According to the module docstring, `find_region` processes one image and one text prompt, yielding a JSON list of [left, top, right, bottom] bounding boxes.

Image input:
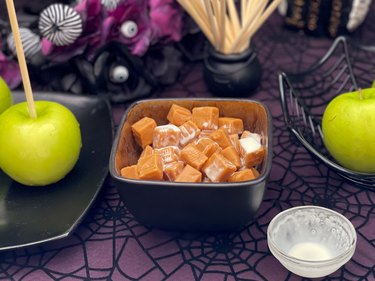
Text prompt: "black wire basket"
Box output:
[[279, 36, 375, 189]]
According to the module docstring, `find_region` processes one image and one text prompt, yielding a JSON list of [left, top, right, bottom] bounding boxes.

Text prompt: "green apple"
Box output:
[[322, 88, 375, 173], [0, 76, 13, 114], [0, 101, 82, 186]]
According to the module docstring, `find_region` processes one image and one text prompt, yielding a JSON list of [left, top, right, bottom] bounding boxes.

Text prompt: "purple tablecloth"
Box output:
[[1, 8, 375, 281]]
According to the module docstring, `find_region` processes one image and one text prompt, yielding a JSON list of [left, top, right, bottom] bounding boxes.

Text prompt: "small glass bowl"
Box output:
[[267, 205, 357, 278]]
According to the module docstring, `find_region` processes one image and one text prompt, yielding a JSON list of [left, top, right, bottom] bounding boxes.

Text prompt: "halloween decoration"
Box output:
[[278, 0, 372, 38], [0, 0, 185, 103], [39, 4, 83, 46], [7, 27, 41, 59], [176, 0, 281, 97]]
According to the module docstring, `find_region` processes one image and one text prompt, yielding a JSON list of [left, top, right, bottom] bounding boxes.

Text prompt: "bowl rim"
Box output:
[[109, 97, 273, 188], [267, 205, 357, 266]]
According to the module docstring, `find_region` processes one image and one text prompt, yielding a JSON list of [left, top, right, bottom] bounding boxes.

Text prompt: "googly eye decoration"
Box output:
[[39, 4, 83, 46], [110, 65, 129, 84], [101, 0, 122, 11], [7, 27, 41, 59], [120, 21, 138, 38]]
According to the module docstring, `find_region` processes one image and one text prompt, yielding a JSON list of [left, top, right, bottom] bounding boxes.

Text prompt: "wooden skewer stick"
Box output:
[[177, 0, 215, 45], [5, 0, 37, 119], [245, 0, 283, 43], [203, 0, 219, 47], [229, 0, 265, 53], [237, 0, 268, 52], [226, 0, 241, 33], [211, 0, 221, 48], [218, 0, 227, 52], [241, 0, 247, 27]]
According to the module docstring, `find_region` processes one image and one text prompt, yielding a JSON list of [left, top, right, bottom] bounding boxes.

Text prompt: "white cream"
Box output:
[[288, 242, 333, 261], [239, 137, 261, 154]]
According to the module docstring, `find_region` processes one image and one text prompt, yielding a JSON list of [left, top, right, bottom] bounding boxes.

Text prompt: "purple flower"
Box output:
[[149, 0, 183, 43], [102, 0, 153, 56], [39, 0, 184, 60], [0, 51, 21, 89]]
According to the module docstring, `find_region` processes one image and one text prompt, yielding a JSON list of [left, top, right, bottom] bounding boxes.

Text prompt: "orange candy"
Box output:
[[123, 103, 265, 183], [179, 120, 201, 147], [131, 117, 157, 148], [195, 137, 221, 157], [202, 153, 236, 182], [221, 146, 242, 168], [137, 154, 163, 180], [164, 161, 185, 181], [175, 164, 202, 182], [208, 127, 232, 149], [219, 117, 244, 135], [180, 144, 208, 171], [120, 165, 139, 179], [229, 134, 241, 153], [227, 168, 259, 182], [191, 106, 219, 130], [167, 104, 192, 126], [239, 137, 265, 167], [139, 145, 154, 159], [153, 124, 181, 148], [155, 146, 180, 165]]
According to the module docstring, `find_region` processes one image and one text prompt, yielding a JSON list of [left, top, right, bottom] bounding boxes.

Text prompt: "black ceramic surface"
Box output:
[[203, 47, 262, 97], [0, 92, 113, 250], [279, 36, 375, 188], [110, 98, 272, 232]]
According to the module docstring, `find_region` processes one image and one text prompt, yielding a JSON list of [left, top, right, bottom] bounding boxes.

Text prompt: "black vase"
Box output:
[[203, 46, 262, 97]]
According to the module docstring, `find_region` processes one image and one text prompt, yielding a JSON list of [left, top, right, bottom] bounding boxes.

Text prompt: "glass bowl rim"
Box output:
[[267, 205, 357, 265]]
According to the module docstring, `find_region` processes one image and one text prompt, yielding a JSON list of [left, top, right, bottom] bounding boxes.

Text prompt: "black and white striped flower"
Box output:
[[7, 27, 41, 59], [38, 4, 83, 46], [101, 0, 122, 11]]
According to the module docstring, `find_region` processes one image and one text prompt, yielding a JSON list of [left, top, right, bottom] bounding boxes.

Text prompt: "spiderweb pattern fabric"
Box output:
[[0, 9, 374, 281]]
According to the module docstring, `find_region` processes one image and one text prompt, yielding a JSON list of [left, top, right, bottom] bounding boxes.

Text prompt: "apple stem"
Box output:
[[358, 88, 363, 100], [5, 0, 37, 119]]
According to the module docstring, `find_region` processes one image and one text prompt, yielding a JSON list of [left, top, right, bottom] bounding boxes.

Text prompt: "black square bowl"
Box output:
[[109, 98, 272, 232]]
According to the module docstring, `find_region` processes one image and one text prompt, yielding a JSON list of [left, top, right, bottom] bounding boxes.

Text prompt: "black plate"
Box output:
[[0, 92, 113, 250]]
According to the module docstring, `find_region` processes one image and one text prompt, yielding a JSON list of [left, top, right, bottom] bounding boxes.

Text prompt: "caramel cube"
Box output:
[[175, 164, 202, 183], [164, 161, 185, 181], [208, 128, 232, 149], [229, 134, 241, 153], [137, 154, 163, 180], [199, 130, 215, 139], [227, 168, 258, 182], [139, 145, 154, 160], [131, 117, 157, 148], [219, 117, 244, 135], [251, 167, 260, 178], [239, 137, 265, 167], [155, 146, 180, 165], [241, 130, 262, 143], [191, 106, 219, 130], [180, 144, 208, 170], [195, 137, 220, 157], [153, 124, 181, 148], [167, 104, 192, 126], [221, 146, 242, 168], [120, 165, 139, 179], [202, 153, 236, 182], [179, 120, 201, 147], [241, 130, 252, 138]]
